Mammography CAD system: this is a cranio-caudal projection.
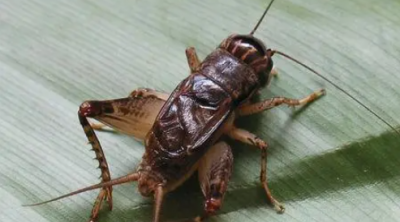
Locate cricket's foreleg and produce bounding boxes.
[78,102,113,222]
[226,127,284,213]
[186,47,201,73]
[238,89,325,116]
[197,141,233,220]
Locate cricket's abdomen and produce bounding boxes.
[140,49,259,190]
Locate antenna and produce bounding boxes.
[250,0,276,35]
[271,50,400,137]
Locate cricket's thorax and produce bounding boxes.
[200,49,261,101]
[138,47,263,194]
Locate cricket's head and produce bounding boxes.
[219,34,274,85]
[217,0,276,86]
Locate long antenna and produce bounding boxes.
[250,0,276,35]
[272,50,400,137]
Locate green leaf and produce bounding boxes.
[1,0,400,221]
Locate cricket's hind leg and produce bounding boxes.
[78,103,114,222]
[199,141,233,217]
[226,127,284,213]
[193,141,234,221]
[89,88,168,135]
[175,141,233,222]
[78,90,168,221]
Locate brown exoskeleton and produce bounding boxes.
[26,0,400,221]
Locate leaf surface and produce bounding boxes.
[1,0,400,221]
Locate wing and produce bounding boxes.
[150,74,232,156]
[92,88,168,140]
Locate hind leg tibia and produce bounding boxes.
[78,102,113,221]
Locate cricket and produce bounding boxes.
[25,0,400,221]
